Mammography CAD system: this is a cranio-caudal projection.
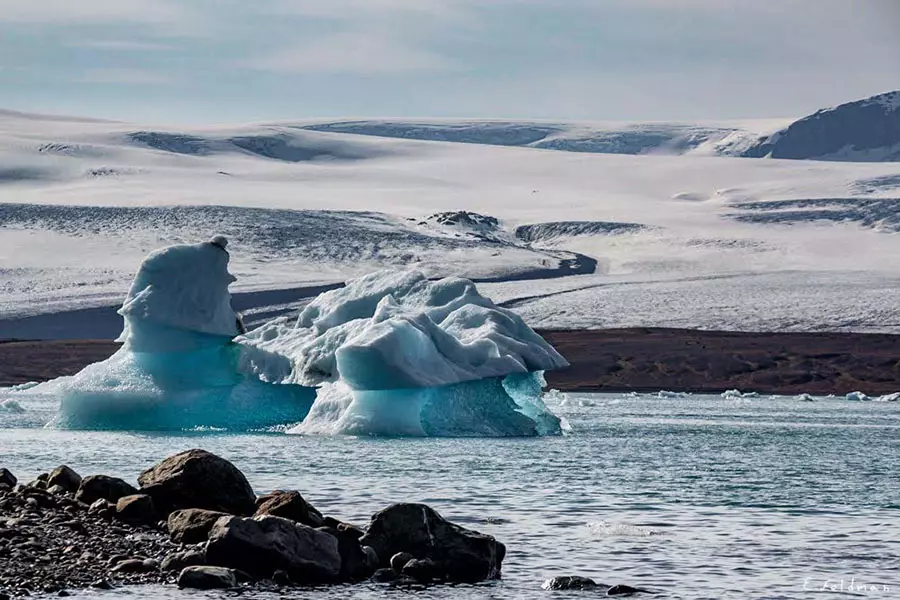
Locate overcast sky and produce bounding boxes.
[2,0,898,123]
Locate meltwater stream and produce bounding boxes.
[1,392,898,599]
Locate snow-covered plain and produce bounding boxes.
[1,107,900,336]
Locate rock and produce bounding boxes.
[390,551,414,573]
[177,566,237,590]
[90,579,114,590]
[87,498,114,517]
[47,466,82,493]
[206,515,341,582]
[401,558,443,582]
[371,568,399,583]
[26,478,48,490]
[110,558,156,574]
[76,475,138,505]
[138,449,255,516]
[254,490,323,527]
[363,546,379,571]
[167,508,230,544]
[116,494,156,524]
[360,503,505,583]
[607,584,650,596]
[161,549,206,572]
[318,525,373,582]
[272,569,292,586]
[0,468,16,488]
[47,485,68,496]
[543,575,601,590]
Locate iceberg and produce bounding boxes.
[49,237,315,430]
[43,240,567,436]
[239,270,569,436]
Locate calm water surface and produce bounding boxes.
[1,391,898,599]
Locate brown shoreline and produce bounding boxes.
[2,328,899,395]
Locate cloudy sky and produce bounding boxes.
[2,0,898,123]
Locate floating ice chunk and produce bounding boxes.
[874,392,900,402]
[0,399,26,413]
[721,389,759,399]
[50,237,314,430]
[845,391,871,402]
[243,270,567,436]
[657,390,690,399]
[795,393,815,402]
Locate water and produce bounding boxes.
[1,391,899,599]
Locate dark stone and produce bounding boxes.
[115,494,156,524]
[46,485,68,496]
[110,559,156,574]
[401,558,443,582]
[318,524,374,582]
[167,508,230,544]
[177,566,237,590]
[138,449,255,516]
[47,466,82,493]
[272,569,291,586]
[371,568,399,583]
[0,468,16,488]
[607,584,651,596]
[161,549,206,572]
[206,515,341,582]
[254,490,323,527]
[543,575,601,590]
[90,579,114,590]
[360,503,505,583]
[390,551,414,573]
[75,475,138,505]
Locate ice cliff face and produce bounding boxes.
[741,91,900,161]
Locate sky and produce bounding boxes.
[1,0,899,124]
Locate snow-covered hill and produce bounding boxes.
[738,91,900,162]
[1,107,900,337]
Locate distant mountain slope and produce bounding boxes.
[738,91,900,162]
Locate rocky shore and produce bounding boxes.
[0,449,511,597]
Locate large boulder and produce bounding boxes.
[0,468,16,488]
[317,525,375,582]
[178,566,237,590]
[47,465,82,493]
[206,515,341,582]
[161,549,206,572]
[167,508,230,544]
[138,450,255,516]
[359,503,505,583]
[76,475,138,505]
[116,494,157,524]
[254,490,323,527]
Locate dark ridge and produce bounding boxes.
[128,131,212,155]
[515,221,646,243]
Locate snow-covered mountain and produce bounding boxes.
[2,106,900,338]
[738,91,900,162]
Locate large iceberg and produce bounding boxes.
[238,270,568,436]
[40,239,567,436]
[48,237,315,430]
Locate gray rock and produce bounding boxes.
[607,584,651,596]
[390,551,414,573]
[76,475,138,505]
[371,568,398,583]
[254,490,323,527]
[167,508,230,544]
[177,566,237,590]
[110,558,156,574]
[87,499,114,515]
[47,484,68,496]
[116,494,156,524]
[47,466,82,493]
[138,449,255,516]
[0,468,16,488]
[206,515,341,582]
[543,575,601,590]
[161,549,206,572]
[363,546,379,571]
[360,503,505,583]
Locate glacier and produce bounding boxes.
[37,239,567,436]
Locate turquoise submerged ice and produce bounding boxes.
[42,240,566,436]
[48,237,315,430]
[239,270,569,436]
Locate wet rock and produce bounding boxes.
[47,484,69,496]
[27,478,48,490]
[110,558,156,574]
[607,584,651,596]
[390,551,414,573]
[115,494,156,524]
[76,475,138,505]
[254,490,323,527]
[363,546,379,572]
[47,466,82,494]
[318,524,373,582]
[178,565,238,589]
[360,503,505,583]
[401,558,443,582]
[0,468,16,488]
[161,549,206,572]
[543,575,601,590]
[206,515,341,582]
[371,568,399,583]
[138,449,255,516]
[167,508,230,544]
[90,579,114,590]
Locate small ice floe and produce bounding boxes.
[721,389,759,399]
[873,392,900,402]
[0,399,26,413]
[846,391,871,402]
[657,390,691,399]
[795,393,815,402]
[9,381,40,392]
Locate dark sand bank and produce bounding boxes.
[3,329,898,395]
